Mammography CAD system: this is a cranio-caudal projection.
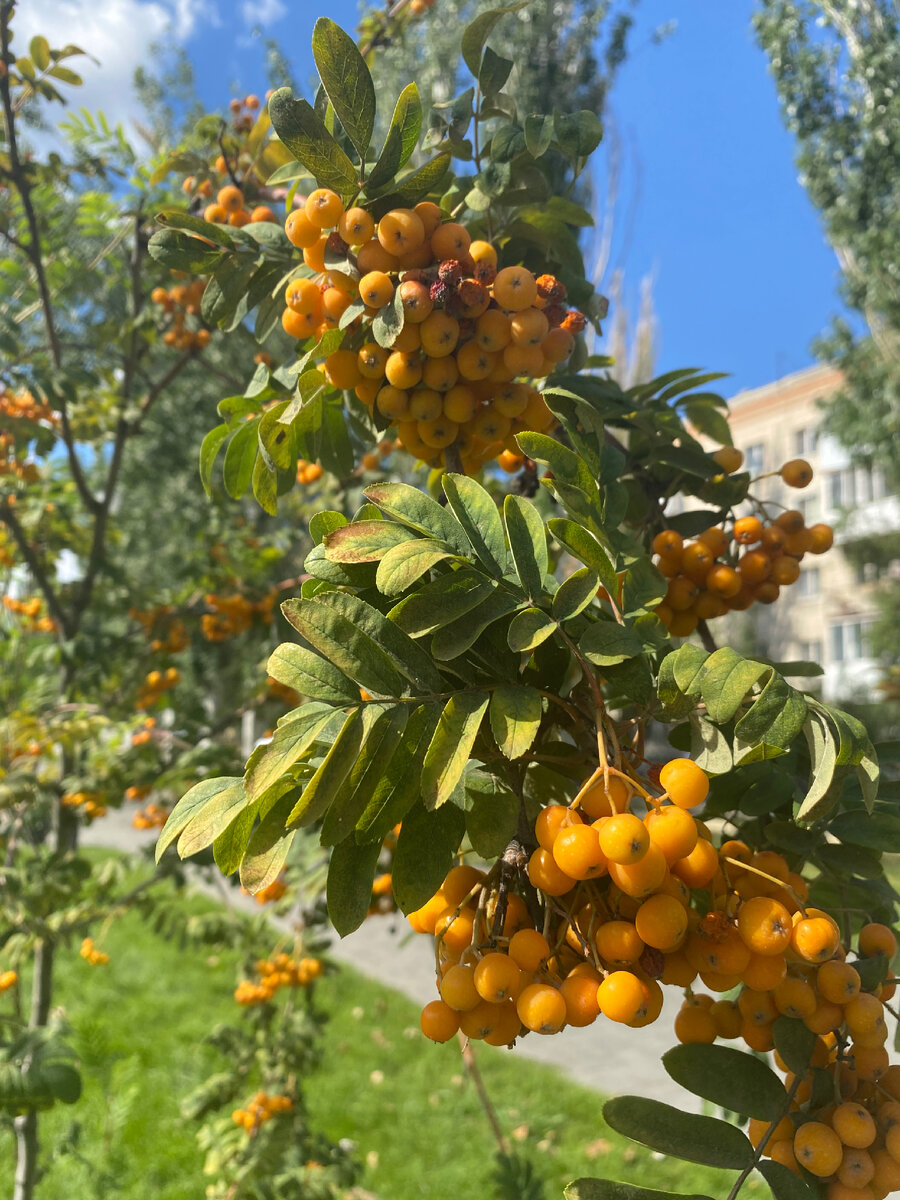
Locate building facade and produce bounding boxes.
[708,365,898,702]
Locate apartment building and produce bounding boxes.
[704,365,898,703]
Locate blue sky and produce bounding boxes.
[23,0,846,398]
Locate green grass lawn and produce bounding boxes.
[3,865,741,1200]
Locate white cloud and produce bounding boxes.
[13,0,218,133]
[240,0,286,28]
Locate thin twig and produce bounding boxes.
[457,1034,510,1155]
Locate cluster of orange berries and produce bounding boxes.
[415,758,881,1067]
[677,918,900,1199]
[150,278,211,352]
[276,188,579,474]
[130,606,191,654]
[0,970,18,993]
[417,759,722,1046]
[202,182,277,231]
[132,716,156,747]
[136,666,180,710]
[0,391,54,484]
[233,953,323,1006]
[653,500,834,638]
[200,590,277,641]
[232,1090,293,1134]
[296,458,324,486]
[132,802,169,831]
[124,784,151,802]
[62,790,107,820]
[80,937,109,966]
[2,595,57,634]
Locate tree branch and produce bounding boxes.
[0,10,98,516]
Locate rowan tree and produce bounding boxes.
[156,9,899,1200]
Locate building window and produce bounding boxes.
[795,567,820,598]
[797,494,821,524]
[856,561,881,584]
[829,620,872,663]
[794,428,819,457]
[798,639,823,663]
[744,444,765,477]
[828,469,857,508]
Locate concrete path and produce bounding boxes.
[85,808,692,1105]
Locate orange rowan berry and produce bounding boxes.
[376,385,410,420]
[652,530,684,557]
[559,974,601,1027]
[734,515,764,544]
[671,838,719,889]
[385,351,422,390]
[359,270,394,309]
[681,541,715,582]
[282,308,318,339]
[597,971,647,1024]
[609,842,668,898]
[305,188,344,229]
[737,896,793,955]
[476,999,520,1047]
[794,1122,843,1177]
[508,928,550,973]
[635,893,688,951]
[420,999,460,1042]
[378,208,426,254]
[845,993,886,1038]
[774,976,817,1019]
[284,209,321,249]
[597,813,649,865]
[859,922,898,959]
[527,848,576,897]
[441,865,485,908]
[217,184,243,212]
[705,563,742,598]
[324,349,361,391]
[204,202,228,223]
[674,1002,718,1043]
[659,759,709,809]
[434,906,476,954]
[517,983,566,1034]
[580,776,632,820]
[552,824,607,880]
[595,920,644,966]
[712,446,744,473]
[709,998,742,1039]
[535,805,580,851]
[832,1101,877,1149]
[338,207,375,245]
[492,265,537,311]
[807,523,834,554]
[303,237,328,272]
[781,458,814,488]
[791,916,840,963]
[474,953,522,1003]
[430,222,470,260]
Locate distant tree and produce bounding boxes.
[755,0,900,488]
